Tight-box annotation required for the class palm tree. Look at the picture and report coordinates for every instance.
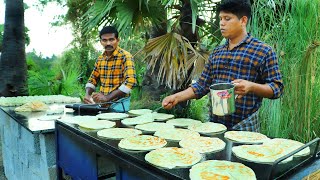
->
[78,0,221,94]
[0,0,28,96]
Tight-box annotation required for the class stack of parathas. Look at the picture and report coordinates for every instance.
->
[224,131,269,144]
[97,128,142,140]
[188,122,227,136]
[145,147,202,169]
[189,160,256,180]
[118,135,167,151]
[15,101,48,112]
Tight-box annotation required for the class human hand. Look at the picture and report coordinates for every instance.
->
[92,93,108,103]
[162,95,179,110]
[232,79,255,99]
[83,94,94,104]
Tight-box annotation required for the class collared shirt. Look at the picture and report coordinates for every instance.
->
[192,34,284,129]
[86,46,137,96]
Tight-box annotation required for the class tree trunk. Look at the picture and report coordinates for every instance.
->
[0,0,28,97]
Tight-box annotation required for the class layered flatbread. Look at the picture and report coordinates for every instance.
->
[121,113,154,126]
[232,145,293,164]
[128,109,152,116]
[97,128,142,140]
[118,135,167,151]
[154,128,200,142]
[96,112,129,120]
[15,101,48,112]
[135,122,175,134]
[151,112,174,121]
[179,137,226,154]
[77,120,115,130]
[263,138,310,157]
[189,160,256,180]
[58,115,98,124]
[145,147,202,169]
[166,118,202,128]
[224,131,269,144]
[188,122,227,135]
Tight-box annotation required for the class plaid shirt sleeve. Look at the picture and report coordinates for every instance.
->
[191,52,216,99]
[120,53,137,93]
[261,47,284,99]
[87,58,101,87]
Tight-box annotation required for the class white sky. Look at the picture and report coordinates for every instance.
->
[0,0,73,57]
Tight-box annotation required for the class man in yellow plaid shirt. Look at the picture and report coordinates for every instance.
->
[84,26,137,112]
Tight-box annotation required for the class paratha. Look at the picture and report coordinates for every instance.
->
[121,113,154,126]
[135,122,175,134]
[77,120,115,130]
[145,147,202,169]
[118,135,167,151]
[97,128,142,140]
[189,160,256,180]
[96,112,129,120]
[166,118,202,128]
[188,122,227,135]
[154,128,200,142]
[58,115,98,124]
[263,138,310,157]
[179,137,226,154]
[232,145,293,164]
[128,109,153,116]
[15,101,48,112]
[224,131,269,144]
[151,112,174,121]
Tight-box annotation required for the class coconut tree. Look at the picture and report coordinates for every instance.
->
[0,0,28,96]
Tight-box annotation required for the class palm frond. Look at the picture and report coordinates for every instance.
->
[143,32,206,89]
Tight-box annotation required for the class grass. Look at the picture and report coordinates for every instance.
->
[250,0,320,142]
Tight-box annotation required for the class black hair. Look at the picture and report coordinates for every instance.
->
[99,26,119,39]
[217,0,252,20]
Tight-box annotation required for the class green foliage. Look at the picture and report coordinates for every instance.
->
[251,0,320,142]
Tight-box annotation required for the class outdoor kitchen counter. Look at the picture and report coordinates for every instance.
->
[0,105,66,179]
[55,120,320,180]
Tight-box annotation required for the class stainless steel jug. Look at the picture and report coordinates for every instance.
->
[210,83,237,116]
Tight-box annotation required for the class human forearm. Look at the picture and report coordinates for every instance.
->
[162,87,197,109]
[251,83,274,98]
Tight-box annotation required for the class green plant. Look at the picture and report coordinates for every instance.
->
[251,0,320,142]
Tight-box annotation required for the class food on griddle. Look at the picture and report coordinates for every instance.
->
[179,136,226,154]
[97,128,142,140]
[188,122,227,135]
[166,118,202,128]
[118,135,167,151]
[224,131,269,144]
[128,109,153,116]
[15,101,48,112]
[77,120,115,130]
[262,138,310,157]
[189,160,256,180]
[135,122,174,134]
[96,112,129,120]
[121,113,155,126]
[151,112,174,121]
[58,115,98,124]
[232,144,293,164]
[154,128,200,142]
[145,147,202,169]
